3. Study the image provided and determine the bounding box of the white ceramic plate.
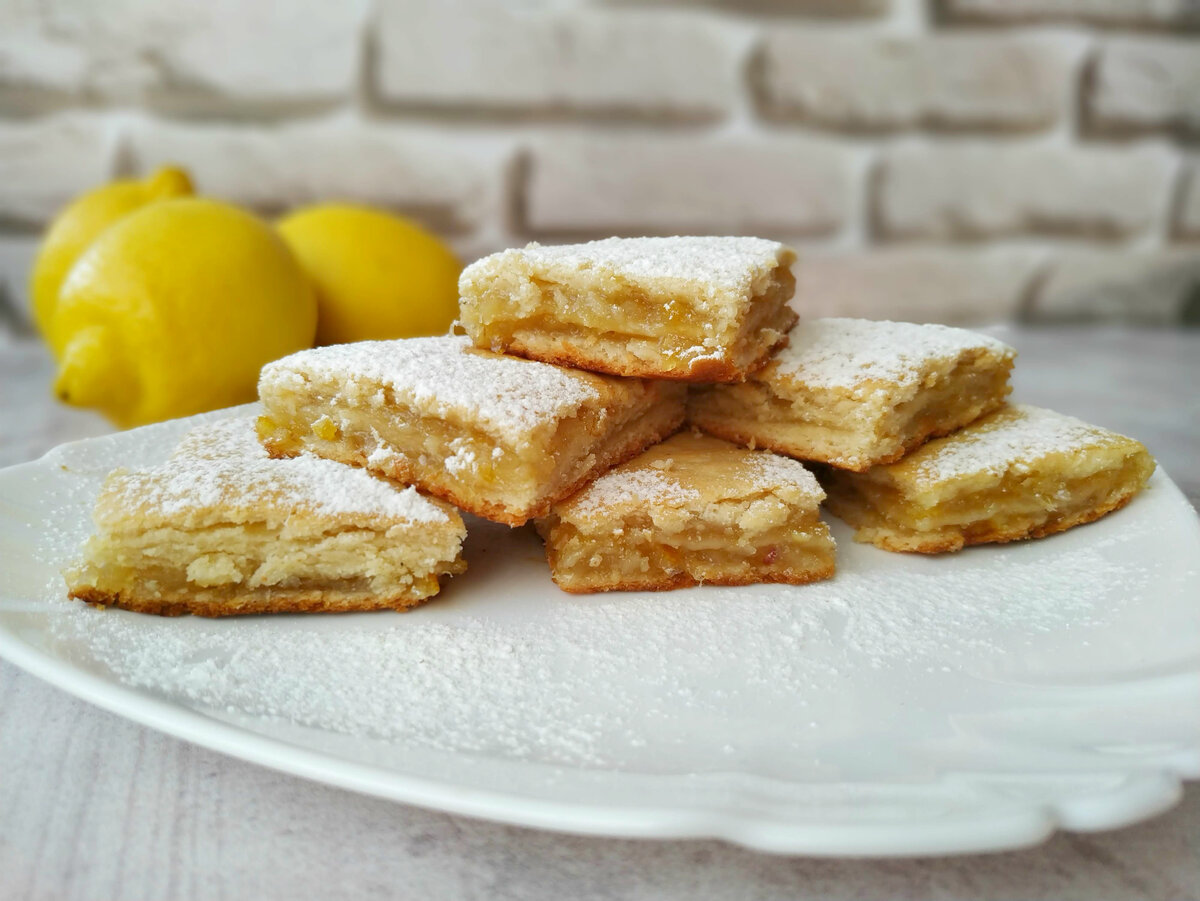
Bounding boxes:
[1,407,1198,857]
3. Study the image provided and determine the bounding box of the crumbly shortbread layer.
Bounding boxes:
[820,404,1156,554]
[689,318,1015,471]
[258,336,687,526]
[537,432,835,593]
[66,417,466,617]
[459,236,798,381]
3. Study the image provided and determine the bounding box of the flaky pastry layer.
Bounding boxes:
[66,417,467,617]
[538,518,835,593]
[537,432,835,592]
[689,326,1014,471]
[819,404,1156,553]
[258,353,687,526]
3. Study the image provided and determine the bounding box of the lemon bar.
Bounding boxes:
[458,236,798,381]
[820,404,1156,554]
[258,336,687,526]
[536,432,835,593]
[66,417,467,617]
[688,318,1015,471]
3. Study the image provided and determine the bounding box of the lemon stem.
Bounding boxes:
[146,166,194,199]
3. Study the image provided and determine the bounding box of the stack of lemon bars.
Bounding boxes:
[68,237,1156,616]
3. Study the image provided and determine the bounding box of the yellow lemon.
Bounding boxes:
[32,166,194,349]
[52,198,316,428]
[277,204,461,345]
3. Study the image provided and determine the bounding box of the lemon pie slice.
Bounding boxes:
[689,318,1015,471]
[458,236,798,382]
[67,417,466,616]
[258,336,686,526]
[537,432,835,593]
[819,404,1156,554]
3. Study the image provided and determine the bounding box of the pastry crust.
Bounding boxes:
[537,432,836,593]
[688,318,1015,471]
[258,336,687,526]
[66,417,466,617]
[459,236,799,382]
[68,584,443,618]
[819,404,1157,554]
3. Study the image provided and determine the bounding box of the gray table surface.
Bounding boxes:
[1,326,1198,901]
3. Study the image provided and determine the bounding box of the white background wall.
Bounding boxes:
[1,0,1198,326]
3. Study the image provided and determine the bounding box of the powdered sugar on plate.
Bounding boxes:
[771,318,1015,393]
[43,521,1139,768]
[260,336,604,442]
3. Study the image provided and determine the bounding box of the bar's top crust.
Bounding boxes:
[260,335,651,442]
[460,236,796,307]
[95,417,459,532]
[763,318,1015,396]
[879,404,1152,489]
[555,431,824,524]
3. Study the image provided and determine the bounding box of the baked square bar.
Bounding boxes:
[819,404,1156,554]
[258,336,687,526]
[458,236,798,382]
[66,417,467,617]
[688,318,1015,471]
[536,432,835,593]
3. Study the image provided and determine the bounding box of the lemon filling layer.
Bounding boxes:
[258,380,687,524]
[541,517,833,590]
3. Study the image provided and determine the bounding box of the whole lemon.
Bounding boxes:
[277,205,461,345]
[32,166,194,349]
[52,198,316,428]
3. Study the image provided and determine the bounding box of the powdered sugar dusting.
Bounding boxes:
[561,434,826,518]
[104,417,451,527]
[462,236,792,301]
[171,416,269,461]
[566,468,702,520]
[743,452,825,505]
[771,318,1014,393]
[907,404,1139,485]
[260,336,603,441]
[45,533,1140,767]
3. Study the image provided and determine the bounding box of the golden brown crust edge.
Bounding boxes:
[499,342,743,383]
[828,479,1149,555]
[67,585,439,618]
[547,558,837,594]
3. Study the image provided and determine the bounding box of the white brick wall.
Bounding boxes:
[877,144,1176,240]
[1032,251,1200,323]
[795,249,1041,324]
[1088,38,1200,136]
[1178,162,1200,239]
[128,122,499,231]
[758,33,1077,132]
[0,0,1198,328]
[940,0,1200,27]
[0,116,118,226]
[523,136,854,236]
[375,2,737,120]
